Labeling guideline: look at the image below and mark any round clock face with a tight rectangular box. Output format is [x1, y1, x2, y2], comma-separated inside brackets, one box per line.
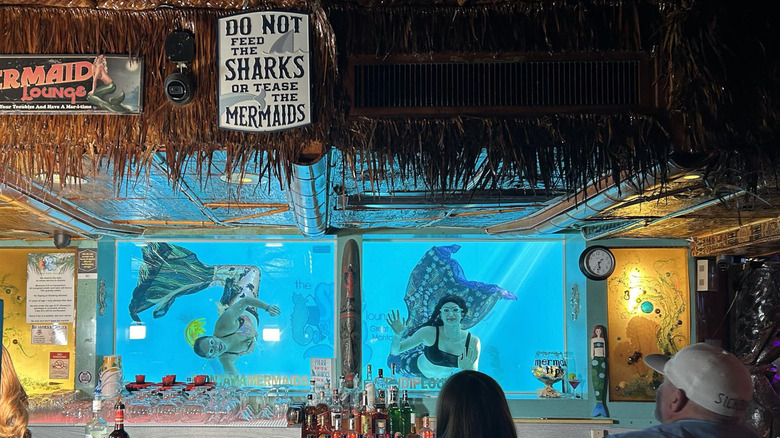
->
[579, 246, 615, 280]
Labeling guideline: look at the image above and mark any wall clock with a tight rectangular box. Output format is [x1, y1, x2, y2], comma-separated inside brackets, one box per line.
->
[579, 246, 616, 280]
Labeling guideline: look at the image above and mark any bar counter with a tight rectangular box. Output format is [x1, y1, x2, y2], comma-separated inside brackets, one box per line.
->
[31, 418, 629, 438]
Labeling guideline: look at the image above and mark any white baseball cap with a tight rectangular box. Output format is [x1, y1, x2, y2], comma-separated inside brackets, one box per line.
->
[644, 343, 753, 417]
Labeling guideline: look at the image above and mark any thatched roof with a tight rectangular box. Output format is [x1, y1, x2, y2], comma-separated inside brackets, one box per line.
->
[0, 0, 778, 196]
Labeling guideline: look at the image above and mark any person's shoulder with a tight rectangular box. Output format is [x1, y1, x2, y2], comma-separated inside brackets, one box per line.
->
[611, 420, 761, 438]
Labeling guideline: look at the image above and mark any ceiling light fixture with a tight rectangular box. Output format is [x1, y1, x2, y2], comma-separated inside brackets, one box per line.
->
[219, 173, 260, 184]
[35, 173, 89, 185]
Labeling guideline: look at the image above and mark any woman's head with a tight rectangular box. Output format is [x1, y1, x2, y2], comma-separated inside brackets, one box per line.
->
[426, 294, 468, 327]
[435, 370, 517, 438]
[592, 325, 606, 338]
[0, 345, 30, 438]
[193, 336, 225, 358]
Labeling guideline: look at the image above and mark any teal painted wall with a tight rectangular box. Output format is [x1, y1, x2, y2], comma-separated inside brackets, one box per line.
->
[2, 232, 694, 429]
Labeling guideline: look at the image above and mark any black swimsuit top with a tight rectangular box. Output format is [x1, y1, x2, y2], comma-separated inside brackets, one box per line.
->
[423, 326, 471, 368]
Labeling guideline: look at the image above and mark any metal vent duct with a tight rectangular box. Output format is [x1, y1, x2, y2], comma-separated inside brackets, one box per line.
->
[287, 153, 330, 237]
[348, 53, 654, 117]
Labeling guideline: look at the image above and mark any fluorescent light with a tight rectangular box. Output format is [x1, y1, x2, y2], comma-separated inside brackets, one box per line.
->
[129, 323, 146, 340]
[262, 327, 280, 342]
[265, 242, 283, 247]
[219, 173, 260, 184]
[35, 173, 89, 185]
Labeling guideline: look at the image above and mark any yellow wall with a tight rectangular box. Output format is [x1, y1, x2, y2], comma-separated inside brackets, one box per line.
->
[1, 248, 77, 394]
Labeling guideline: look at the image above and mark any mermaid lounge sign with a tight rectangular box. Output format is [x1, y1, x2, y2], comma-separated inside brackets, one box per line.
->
[0, 55, 143, 114]
[217, 11, 312, 132]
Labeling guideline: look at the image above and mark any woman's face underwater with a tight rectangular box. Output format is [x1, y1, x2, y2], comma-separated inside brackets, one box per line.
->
[440, 303, 463, 326]
[202, 336, 227, 358]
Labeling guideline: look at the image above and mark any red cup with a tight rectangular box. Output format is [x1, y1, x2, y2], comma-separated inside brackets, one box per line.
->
[162, 374, 175, 385]
[193, 374, 208, 385]
[135, 374, 145, 384]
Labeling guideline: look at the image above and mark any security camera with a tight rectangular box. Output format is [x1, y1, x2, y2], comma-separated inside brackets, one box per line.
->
[716, 254, 732, 271]
[164, 71, 195, 106]
[53, 231, 71, 249]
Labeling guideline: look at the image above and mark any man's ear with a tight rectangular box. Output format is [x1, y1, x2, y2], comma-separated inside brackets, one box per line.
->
[669, 388, 689, 413]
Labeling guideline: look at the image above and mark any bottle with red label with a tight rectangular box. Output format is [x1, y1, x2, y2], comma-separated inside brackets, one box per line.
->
[107, 396, 129, 438]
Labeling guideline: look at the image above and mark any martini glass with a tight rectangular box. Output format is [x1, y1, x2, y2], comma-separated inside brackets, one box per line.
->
[568, 376, 582, 398]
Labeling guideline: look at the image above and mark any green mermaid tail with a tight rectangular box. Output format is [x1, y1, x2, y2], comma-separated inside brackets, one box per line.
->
[129, 243, 262, 322]
[129, 242, 214, 321]
[591, 356, 608, 417]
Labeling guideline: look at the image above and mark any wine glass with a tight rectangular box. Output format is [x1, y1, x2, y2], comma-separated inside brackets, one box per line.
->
[532, 351, 566, 398]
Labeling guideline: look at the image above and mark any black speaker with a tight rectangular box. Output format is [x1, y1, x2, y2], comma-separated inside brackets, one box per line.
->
[165, 29, 195, 63]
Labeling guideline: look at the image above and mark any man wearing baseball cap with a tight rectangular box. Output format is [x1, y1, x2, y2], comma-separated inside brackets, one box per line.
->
[613, 342, 759, 437]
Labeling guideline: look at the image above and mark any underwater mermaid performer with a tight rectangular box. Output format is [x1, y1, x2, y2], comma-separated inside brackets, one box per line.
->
[387, 294, 480, 378]
[128, 242, 281, 375]
[385, 245, 517, 378]
[192, 295, 280, 375]
[129, 242, 269, 322]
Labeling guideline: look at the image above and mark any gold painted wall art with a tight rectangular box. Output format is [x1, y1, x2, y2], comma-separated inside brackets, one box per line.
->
[607, 248, 690, 401]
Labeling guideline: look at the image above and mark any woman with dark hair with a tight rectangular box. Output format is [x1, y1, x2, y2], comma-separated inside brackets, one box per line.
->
[386, 294, 480, 378]
[435, 370, 517, 438]
[193, 296, 280, 375]
[0, 345, 31, 438]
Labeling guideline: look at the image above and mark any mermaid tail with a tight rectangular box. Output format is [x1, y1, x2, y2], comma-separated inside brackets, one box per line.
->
[129, 242, 213, 321]
[403, 245, 516, 333]
[92, 81, 116, 97]
[591, 356, 608, 417]
[390, 245, 517, 377]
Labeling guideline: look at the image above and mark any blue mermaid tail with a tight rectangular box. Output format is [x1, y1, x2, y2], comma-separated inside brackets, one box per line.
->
[389, 244, 517, 377]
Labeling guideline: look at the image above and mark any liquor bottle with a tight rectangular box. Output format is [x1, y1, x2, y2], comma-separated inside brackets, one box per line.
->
[373, 397, 389, 438]
[404, 413, 420, 438]
[85, 398, 110, 438]
[316, 410, 332, 438]
[387, 387, 401, 437]
[303, 393, 318, 438]
[359, 390, 375, 437]
[331, 412, 344, 438]
[344, 413, 360, 438]
[331, 388, 343, 432]
[349, 387, 362, 434]
[316, 390, 332, 430]
[418, 413, 434, 438]
[364, 365, 375, 410]
[107, 397, 129, 438]
[399, 390, 415, 435]
[386, 363, 400, 399]
[374, 368, 387, 406]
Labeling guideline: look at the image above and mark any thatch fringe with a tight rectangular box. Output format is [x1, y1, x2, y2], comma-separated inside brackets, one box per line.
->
[1, 1, 778, 198]
[334, 114, 670, 194]
[0, 3, 337, 188]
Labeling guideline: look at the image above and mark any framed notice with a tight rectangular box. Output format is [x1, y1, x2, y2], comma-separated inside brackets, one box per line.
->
[0, 55, 143, 114]
[26, 253, 76, 323]
[217, 11, 312, 132]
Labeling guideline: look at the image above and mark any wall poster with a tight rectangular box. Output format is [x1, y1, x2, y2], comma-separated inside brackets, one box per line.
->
[115, 240, 335, 386]
[0, 55, 143, 114]
[606, 247, 691, 401]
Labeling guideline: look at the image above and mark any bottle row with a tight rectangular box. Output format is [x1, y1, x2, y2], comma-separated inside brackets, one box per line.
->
[300, 363, 435, 438]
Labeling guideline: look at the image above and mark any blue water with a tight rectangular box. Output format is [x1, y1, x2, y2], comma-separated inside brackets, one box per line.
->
[115, 240, 336, 386]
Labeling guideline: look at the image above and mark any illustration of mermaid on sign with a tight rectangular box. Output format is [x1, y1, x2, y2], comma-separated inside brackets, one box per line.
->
[128, 242, 280, 374]
[385, 245, 516, 378]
